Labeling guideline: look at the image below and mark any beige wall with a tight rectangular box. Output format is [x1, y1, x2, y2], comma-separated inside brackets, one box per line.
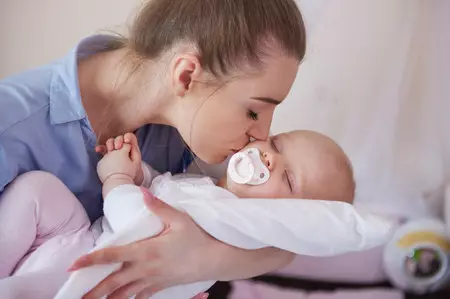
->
[0, 0, 141, 78]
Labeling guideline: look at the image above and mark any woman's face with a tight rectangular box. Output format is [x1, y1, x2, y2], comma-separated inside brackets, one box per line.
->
[178, 50, 299, 164]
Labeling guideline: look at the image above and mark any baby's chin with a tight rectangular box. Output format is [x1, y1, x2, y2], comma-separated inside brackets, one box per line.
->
[222, 178, 263, 198]
[219, 177, 244, 197]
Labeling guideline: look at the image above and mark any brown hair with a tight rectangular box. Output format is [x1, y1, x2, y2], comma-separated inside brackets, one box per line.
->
[114, 0, 306, 76]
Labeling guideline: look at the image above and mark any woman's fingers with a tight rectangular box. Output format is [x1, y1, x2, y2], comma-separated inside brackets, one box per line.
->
[135, 288, 155, 299]
[108, 278, 160, 299]
[135, 286, 209, 299]
[70, 245, 136, 271]
[71, 190, 170, 271]
[77, 188, 216, 298]
[106, 279, 151, 299]
[82, 266, 140, 299]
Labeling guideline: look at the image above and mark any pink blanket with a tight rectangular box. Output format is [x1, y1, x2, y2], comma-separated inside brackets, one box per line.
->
[274, 246, 387, 283]
[228, 246, 403, 299]
[229, 280, 403, 299]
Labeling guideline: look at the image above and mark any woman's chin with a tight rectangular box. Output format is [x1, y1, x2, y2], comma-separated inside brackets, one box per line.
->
[199, 153, 228, 165]
[192, 145, 234, 164]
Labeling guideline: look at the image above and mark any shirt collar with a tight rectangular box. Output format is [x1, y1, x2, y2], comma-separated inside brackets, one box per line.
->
[49, 35, 117, 125]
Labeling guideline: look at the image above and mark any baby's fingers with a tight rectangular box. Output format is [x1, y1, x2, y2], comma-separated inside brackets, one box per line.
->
[124, 133, 138, 148]
[114, 135, 124, 150]
[106, 138, 115, 152]
[95, 145, 107, 155]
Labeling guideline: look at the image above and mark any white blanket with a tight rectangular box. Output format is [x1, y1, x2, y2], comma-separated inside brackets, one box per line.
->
[55, 173, 394, 299]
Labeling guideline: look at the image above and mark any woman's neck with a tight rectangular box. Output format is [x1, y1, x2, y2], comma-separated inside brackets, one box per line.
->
[78, 48, 173, 143]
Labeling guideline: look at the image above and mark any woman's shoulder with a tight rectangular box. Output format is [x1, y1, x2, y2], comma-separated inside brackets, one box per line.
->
[0, 46, 85, 136]
[0, 64, 58, 135]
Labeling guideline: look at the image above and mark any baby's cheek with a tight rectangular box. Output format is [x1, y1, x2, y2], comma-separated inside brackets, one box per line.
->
[226, 175, 284, 198]
[256, 182, 284, 198]
[243, 182, 281, 199]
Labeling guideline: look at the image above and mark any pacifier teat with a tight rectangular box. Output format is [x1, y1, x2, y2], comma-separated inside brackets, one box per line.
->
[227, 148, 270, 185]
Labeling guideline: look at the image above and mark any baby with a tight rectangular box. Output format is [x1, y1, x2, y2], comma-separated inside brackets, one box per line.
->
[0, 130, 355, 298]
[98, 130, 355, 204]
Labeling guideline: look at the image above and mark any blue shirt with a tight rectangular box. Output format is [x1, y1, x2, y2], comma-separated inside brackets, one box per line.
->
[0, 35, 192, 222]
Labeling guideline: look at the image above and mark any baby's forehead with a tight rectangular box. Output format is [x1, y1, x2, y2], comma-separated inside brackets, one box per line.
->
[276, 131, 310, 148]
[279, 131, 341, 164]
[276, 132, 309, 161]
[280, 131, 332, 147]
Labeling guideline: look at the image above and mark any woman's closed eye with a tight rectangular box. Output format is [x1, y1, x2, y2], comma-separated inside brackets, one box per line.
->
[247, 110, 259, 121]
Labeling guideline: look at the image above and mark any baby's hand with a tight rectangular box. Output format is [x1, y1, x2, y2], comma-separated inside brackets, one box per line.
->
[95, 133, 140, 156]
[97, 134, 142, 184]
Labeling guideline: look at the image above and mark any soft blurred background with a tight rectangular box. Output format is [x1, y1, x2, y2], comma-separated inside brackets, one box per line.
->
[2, 0, 450, 298]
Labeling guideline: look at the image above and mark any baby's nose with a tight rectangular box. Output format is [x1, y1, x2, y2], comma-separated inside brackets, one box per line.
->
[262, 152, 274, 171]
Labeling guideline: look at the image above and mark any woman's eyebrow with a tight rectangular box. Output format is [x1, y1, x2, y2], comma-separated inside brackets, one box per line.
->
[251, 97, 281, 105]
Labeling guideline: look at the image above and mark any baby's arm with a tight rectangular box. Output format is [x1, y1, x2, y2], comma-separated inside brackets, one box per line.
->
[97, 134, 142, 198]
[97, 133, 160, 197]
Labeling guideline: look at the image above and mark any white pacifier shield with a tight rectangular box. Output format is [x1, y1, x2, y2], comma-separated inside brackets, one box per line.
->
[227, 148, 270, 185]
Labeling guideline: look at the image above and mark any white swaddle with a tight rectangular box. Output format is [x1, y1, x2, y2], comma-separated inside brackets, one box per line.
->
[55, 173, 394, 299]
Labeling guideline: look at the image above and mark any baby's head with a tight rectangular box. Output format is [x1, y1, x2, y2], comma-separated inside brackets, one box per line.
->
[220, 130, 355, 203]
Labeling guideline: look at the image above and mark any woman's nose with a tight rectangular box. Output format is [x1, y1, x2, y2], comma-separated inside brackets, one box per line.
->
[247, 114, 273, 141]
[262, 152, 275, 171]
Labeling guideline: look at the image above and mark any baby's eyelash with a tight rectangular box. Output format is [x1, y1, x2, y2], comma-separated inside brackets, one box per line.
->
[247, 110, 259, 121]
[285, 171, 293, 192]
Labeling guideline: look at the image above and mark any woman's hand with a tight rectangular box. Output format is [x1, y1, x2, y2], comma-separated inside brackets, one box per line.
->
[70, 188, 216, 298]
[70, 188, 293, 299]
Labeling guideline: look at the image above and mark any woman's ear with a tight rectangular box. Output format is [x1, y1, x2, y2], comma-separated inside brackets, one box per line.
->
[172, 54, 201, 97]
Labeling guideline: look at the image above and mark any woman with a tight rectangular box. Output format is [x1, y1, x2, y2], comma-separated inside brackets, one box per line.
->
[0, 0, 306, 298]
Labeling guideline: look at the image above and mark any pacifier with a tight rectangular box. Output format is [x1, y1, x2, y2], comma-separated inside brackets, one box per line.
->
[227, 148, 270, 185]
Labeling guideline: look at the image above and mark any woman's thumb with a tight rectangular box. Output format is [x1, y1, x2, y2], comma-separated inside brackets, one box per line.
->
[141, 187, 179, 221]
